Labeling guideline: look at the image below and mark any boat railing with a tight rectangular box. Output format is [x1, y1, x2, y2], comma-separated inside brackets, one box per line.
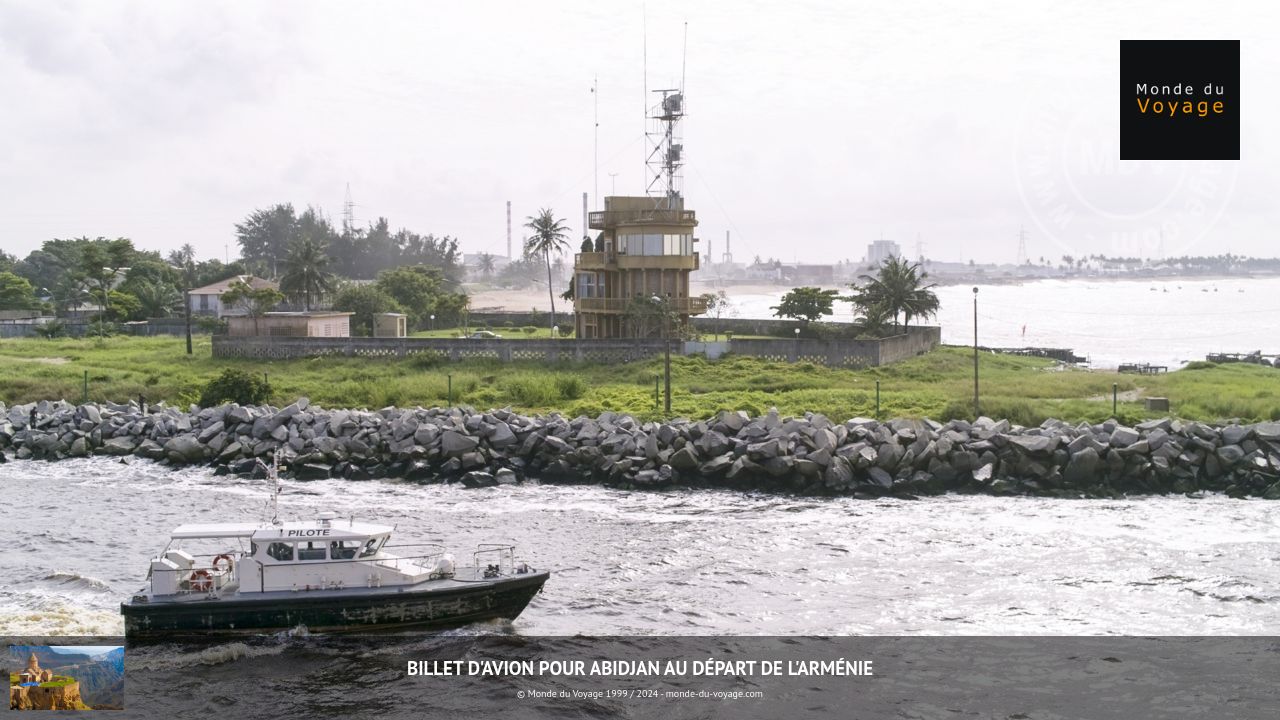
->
[259, 550, 453, 592]
[473, 544, 518, 577]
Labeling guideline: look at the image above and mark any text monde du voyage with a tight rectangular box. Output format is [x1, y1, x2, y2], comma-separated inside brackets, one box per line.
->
[1135, 82, 1227, 118]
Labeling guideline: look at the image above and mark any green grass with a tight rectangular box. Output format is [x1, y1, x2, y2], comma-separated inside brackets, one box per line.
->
[0, 336, 1277, 425]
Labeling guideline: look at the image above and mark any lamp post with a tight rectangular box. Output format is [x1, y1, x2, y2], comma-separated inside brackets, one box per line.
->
[429, 314, 435, 332]
[652, 295, 671, 415]
[972, 286, 980, 419]
[794, 326, 801, 361]
[184, 289, 193, 355]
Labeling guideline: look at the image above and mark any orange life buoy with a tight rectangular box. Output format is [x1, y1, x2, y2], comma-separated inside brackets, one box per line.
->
[190, 569, 213, 593]
[213, 554, 234, 572]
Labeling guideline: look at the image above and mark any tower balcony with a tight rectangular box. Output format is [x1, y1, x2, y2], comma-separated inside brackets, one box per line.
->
[575, 295, 709, 315]
[588, 209, 696, 229]
[574, 253, 700, 271]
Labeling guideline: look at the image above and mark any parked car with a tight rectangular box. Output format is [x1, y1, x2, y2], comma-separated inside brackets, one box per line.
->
[464, 330, 502, 339]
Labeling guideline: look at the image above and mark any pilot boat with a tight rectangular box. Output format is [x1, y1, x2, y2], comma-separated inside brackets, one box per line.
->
[121, 462, 548, 639]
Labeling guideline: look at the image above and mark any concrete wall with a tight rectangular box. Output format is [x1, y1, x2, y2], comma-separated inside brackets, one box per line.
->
[213, 336, 674, 363]
[213, 327, 941, 368]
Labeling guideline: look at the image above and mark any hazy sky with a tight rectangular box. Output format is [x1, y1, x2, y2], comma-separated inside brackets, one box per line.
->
[2, 1, 1276, 265]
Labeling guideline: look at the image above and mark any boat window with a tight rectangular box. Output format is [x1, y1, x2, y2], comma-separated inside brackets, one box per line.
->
[298, 541, 326, 561]
[359, 537, 383, 558]
[330, 540, 361, 560]
[266, 542, 294, 562]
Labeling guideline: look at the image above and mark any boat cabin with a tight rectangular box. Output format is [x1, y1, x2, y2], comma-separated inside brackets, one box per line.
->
[148, 511, 446, 597]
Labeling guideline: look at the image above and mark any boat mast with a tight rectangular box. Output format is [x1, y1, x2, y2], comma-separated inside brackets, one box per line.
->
[269, 449, 283, 526]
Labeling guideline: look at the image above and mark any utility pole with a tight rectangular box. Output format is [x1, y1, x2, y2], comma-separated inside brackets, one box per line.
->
[184, 289, 193, 355]
[653, 295, 672, 415]
[592, 76, 599, 209]
[972, 287, 980, 418]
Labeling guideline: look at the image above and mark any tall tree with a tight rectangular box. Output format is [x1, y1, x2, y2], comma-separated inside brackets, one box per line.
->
[235, 204, 297, 278]
[374, 265, 466, 329]
[0, 272, 38, 310]
[523, 208, 571, 332]
[78, 238, 136, 336]
[771, 287, 839, 326]
[279, 236, 335, 310]
[332, 283, 403, 336]
[477, 252, 496, 278]
[846, 256, 939, 331]
[0, 250, 15, 273]
[167, 243, 196, 268]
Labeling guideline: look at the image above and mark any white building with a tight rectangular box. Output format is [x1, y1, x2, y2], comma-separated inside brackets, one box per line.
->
[865, 239, 901, 268]
[188, 275, 277, 316]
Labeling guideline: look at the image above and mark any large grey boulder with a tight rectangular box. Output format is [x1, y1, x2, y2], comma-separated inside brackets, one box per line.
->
[441, 430, 479, 457]
[163, 435, 205, 462]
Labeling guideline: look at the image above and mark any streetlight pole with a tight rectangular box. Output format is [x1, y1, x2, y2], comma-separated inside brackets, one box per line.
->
[972, 286, 979, 419]
[653, 295, 671, 415]
[184, 289, 193, 355]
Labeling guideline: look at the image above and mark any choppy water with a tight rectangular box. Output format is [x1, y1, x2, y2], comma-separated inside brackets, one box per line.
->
[4, 458, 1280, 637]
[728, 276, 1280, 368]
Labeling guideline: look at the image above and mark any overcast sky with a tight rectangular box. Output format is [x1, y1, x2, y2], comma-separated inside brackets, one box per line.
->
[2, 1, 1276, 265]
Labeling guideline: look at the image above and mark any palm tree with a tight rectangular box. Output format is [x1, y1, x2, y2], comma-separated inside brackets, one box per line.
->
[523, 208, 571, 331]
[478, 252, 496, 278]
[167, 244, 196, 268]
[279, 236, 335, 310]
[132, 280, 182, 318]
[847, 256, 939, 332]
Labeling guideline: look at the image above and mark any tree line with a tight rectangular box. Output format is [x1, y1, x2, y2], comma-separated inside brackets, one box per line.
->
[771, 257, 940, 336]
[0, 201, 471, 334]
[235, 203, 463, 283]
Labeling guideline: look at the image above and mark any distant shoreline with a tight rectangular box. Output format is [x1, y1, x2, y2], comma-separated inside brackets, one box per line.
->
[467, 273, 1280, 312]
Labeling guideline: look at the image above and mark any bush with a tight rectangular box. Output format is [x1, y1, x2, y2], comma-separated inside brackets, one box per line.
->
[1183, 360, 1217, 370]
[555, 375, 587, 400]
[200, 368, 272, 407]
[85, 320, 119, 337]
[522, 326, 538, 335]
[195, 316, 228, 334]
[31, 320, 66, 339]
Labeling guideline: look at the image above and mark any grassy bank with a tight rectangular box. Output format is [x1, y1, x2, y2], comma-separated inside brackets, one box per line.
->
[0, 336, 1277, 425]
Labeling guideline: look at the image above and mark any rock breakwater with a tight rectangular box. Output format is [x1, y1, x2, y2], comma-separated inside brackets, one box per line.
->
[3, 399, 1280, 499]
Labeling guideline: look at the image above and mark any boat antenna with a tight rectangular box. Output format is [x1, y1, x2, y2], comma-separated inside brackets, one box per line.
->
[269, 449, 283, 526]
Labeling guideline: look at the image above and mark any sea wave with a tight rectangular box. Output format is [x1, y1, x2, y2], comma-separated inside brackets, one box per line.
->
[40, 571, 114, 592]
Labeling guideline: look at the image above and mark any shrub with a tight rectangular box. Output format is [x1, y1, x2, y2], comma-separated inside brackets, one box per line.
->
[194, 316, 228, 334]
[85, 320, 119, 337]
[200, 368, 272, 407]
[1183, 360, 1216, 370]
[522, 326, 538, 335]
[555, 375, 587, 400]
[31, 320, 66, 339]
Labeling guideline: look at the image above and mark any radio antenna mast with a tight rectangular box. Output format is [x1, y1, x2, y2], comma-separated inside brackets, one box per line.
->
[681, 21, 688, 93]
